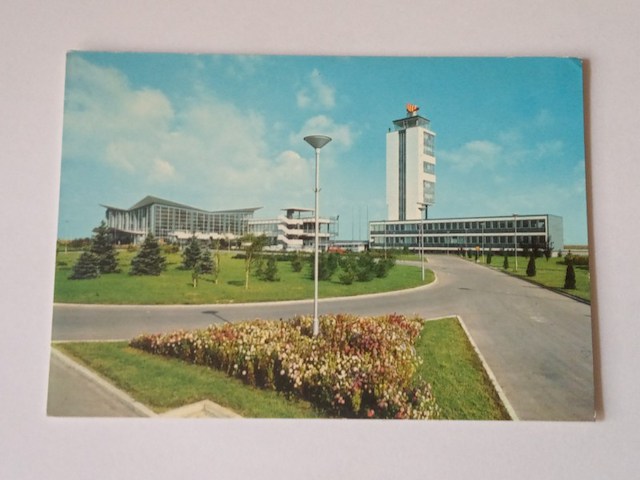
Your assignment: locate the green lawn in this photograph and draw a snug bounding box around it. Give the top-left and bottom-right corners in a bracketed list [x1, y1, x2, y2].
[55, 341, 322, 418]
[54, 250, 433, 304]
[477, 254, 591, 302]
[416, 317, 510, 420]
[53, 317, 509, 420]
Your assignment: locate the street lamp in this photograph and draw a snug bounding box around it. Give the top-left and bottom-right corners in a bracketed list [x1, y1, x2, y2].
[304, 135, 332, 337]
[480, 222, 485, 263]
[417, 202, 427, 282]
[513, 214, 518, 272]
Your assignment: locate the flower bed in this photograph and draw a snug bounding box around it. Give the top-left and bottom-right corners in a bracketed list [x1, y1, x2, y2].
[130, 314, 439, 419]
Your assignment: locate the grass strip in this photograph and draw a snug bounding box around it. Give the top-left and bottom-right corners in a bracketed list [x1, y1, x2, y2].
[473, 255, 590, 302]
[416, 318, 511, 420]
[54, 342, 323, 418]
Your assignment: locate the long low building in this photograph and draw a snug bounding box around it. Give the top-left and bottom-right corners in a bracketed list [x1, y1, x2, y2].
[369, 214, 563, 253]
[102, 195, 261, 244]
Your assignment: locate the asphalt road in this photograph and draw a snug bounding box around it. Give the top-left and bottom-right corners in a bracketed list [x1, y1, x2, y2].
[51, 255, 595, 421]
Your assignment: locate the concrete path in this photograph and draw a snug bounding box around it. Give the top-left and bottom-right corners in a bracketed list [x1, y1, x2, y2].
[50, 255, 596, 421]
[47, 348, 150, 417]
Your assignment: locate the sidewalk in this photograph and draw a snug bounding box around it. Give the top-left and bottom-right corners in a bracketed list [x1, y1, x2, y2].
[47, 348, 241, 418]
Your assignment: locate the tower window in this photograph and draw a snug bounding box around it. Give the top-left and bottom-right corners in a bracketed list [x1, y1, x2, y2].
[423, 132, 435, 156]
[423, 180, 435, 205]
[423, 161, 435, 175]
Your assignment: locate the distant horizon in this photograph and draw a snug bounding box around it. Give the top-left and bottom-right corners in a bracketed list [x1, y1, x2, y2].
[57, 53, 588, 244]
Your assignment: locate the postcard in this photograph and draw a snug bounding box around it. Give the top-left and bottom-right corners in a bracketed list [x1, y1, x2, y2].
[49, 53, 593, 421]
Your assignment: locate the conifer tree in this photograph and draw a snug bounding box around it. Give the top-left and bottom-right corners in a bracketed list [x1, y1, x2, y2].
[198, 249, 214, 274]
[526, 251, 537, 277]
[130, 234, 166, 275]
[564, 262, 576, 289]
[182, 236, 202, 270]
[69, 251, 100, 279]
[90, 221, 119, 273]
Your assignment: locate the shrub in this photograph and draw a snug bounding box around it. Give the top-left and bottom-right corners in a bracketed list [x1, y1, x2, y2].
[486, 251, 493, 265]
[355, 252, 376, 282]
[503, 254, 509, 270]
[262, 256, 280, 282]
[563, 253, 589, 268]
[290, 252, 304, 272]
[338, 255, 357, 285]
[130, 314, 440, 419]
[375, 257, 396, 278]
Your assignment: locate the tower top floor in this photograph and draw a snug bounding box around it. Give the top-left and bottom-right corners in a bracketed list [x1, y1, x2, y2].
[391, 103, 433, 132]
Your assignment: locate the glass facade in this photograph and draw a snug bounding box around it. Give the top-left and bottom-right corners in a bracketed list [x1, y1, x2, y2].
[104, 196, 257, 244]
[369, 214, 562, 252]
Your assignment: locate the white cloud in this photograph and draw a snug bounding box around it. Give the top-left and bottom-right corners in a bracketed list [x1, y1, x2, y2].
[61, 57, 329, 214]
[439, 140, 503, 172]
[296, 68, 335, 109]
[150, 158, 176, 182]
[291, 115, 355, 149]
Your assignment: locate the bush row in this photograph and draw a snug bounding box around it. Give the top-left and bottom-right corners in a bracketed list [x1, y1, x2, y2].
[130, 314, 439, 419]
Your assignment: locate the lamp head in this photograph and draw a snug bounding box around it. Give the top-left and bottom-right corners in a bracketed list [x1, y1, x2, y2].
[304, 135, 332, 149]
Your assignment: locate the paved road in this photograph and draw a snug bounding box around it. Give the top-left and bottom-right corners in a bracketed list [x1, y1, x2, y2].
[51, 255, 595, 421]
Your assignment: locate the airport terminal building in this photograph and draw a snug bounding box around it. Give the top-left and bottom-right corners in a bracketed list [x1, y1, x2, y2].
[102, 196, 260, 244]
[102, 196, 337, 249]
[370, 105, 564, 253]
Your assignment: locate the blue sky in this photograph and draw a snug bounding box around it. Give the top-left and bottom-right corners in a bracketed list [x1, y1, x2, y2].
[58, 52, 588, 244]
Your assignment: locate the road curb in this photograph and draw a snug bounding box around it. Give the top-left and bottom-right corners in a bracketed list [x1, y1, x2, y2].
[453, 315, 520, 421]
[50, 347, 157, 417]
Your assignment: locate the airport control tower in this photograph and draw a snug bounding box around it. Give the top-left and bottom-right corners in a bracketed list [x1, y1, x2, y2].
[386, 104, 436, 220]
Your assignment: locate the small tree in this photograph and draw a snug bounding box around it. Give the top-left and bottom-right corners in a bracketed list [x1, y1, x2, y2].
[291, 252, 304, 272]
[564, 262, 576, 289]
[198, 249, 214, 274]
[182, 236, 202, 270]
[338, 255, 357, 284]
[69, 251, 100, 280]
[312, 252, 339, 281]
[262, 256, 280, 282]
[211, 239, 221, 284]
[486, 251, 493, 265]
[130, 234, 166, 276]
[526, 251, 537, 277]
[543, 238, 554, 261]
[241, 234, 268, 289]
[503, 253, 509, 270]
[91, 221, 119, 273]
[356, 252, 376, 282]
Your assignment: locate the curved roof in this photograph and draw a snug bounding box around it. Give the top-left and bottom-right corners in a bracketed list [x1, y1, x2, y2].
[101, 195, 262, 214]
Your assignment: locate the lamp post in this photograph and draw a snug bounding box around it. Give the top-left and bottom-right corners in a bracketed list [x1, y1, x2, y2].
[417, 203, 427, 282]
[513, 214, 518, 272]
[304, 135, 332, 337]
[480, 221, 485, 263]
